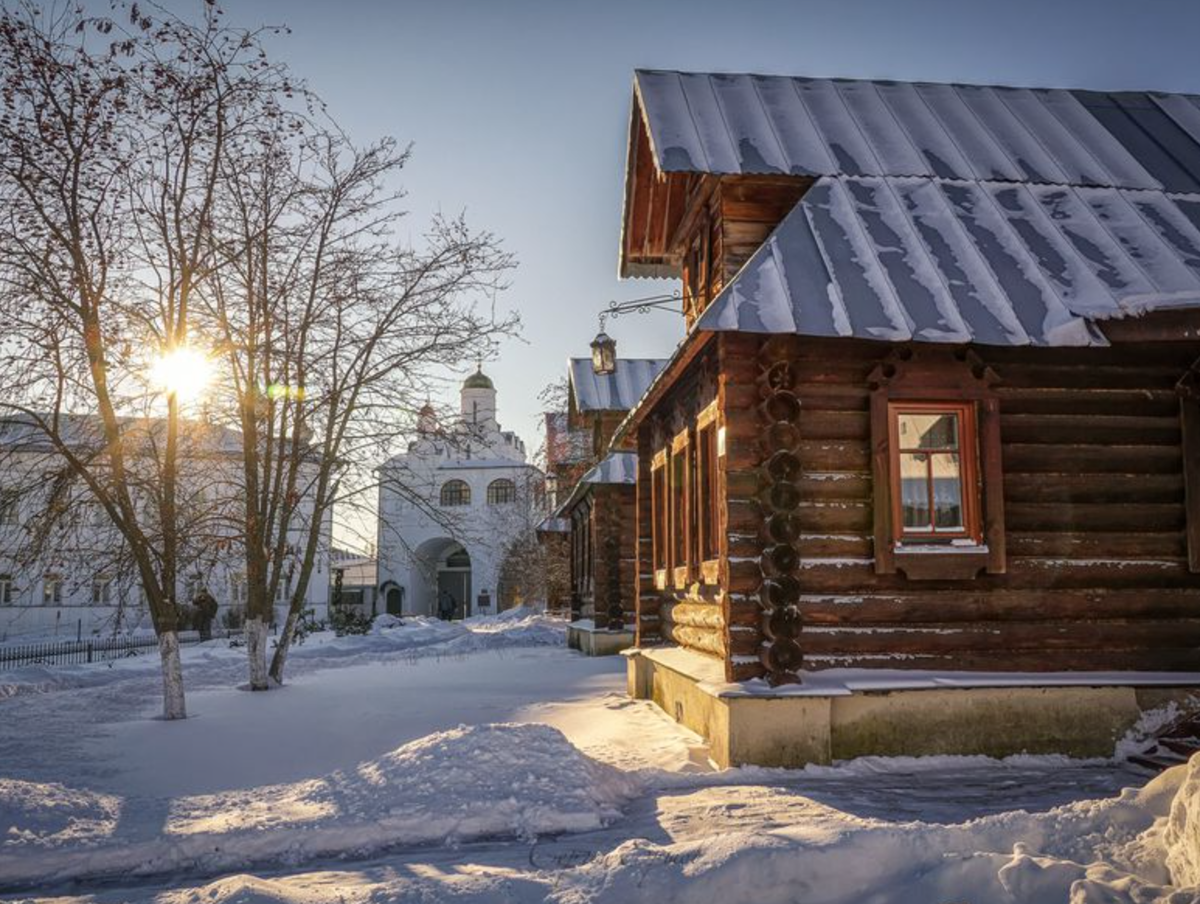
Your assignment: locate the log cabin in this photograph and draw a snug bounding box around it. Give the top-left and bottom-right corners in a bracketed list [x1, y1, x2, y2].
[614, 70, 1200, 766]
[558, 357, 665, 654]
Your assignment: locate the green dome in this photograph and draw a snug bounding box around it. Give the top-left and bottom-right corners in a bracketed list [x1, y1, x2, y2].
[463, 367, 494, 390]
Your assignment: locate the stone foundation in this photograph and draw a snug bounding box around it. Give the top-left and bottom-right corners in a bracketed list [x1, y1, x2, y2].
[626, 647, 1200, 768]
[568, 621, 636, 656]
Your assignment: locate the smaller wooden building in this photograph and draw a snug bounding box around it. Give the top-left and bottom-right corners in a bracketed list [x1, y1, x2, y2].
[555, 358, 665, 649]
[614, 70, 1200, 765]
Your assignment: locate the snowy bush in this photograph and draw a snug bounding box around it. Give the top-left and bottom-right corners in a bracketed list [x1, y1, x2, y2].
[1165, 754, 1200, 887]
[329, 607, 372, 636]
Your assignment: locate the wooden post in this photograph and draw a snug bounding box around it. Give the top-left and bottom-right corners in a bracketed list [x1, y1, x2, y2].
[1180, 388, 1200, 573]
[979, 396, 1007, 574]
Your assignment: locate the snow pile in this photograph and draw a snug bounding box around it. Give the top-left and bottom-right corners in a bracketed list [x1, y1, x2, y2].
[451, 606, 567, 648]
[368, 613, 406, 633]
[559, 766, 1198, 904]
[1165, 754, 1200, 887]
[0, 723, 639, 888]
[0, 779, 121, 849]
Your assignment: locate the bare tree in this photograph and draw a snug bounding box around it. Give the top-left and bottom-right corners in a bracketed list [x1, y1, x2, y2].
[199, 116, 518, 688]
[0, 2, 291, 718]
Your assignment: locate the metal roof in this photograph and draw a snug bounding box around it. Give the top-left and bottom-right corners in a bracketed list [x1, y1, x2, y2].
[634, 71, 1200, 192]
[581, 452, 638, 485]
[554, 452, 638, 516]
[569, 358, 668, 412]
[694, 175, 1200, 346]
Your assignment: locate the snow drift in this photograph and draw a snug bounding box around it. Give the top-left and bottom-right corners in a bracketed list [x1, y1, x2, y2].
[1166, 753, 1200, 887]
[0, 723, 638, 888]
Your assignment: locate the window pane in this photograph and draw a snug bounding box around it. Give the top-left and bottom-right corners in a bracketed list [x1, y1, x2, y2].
[931, 453, 964, 530]
[899, 452, 930, 529]
[671, 450, 686, 566]
[898, 412, 959, 450]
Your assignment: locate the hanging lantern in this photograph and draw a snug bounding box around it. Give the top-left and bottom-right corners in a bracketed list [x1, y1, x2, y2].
[590, 330, 617, 376]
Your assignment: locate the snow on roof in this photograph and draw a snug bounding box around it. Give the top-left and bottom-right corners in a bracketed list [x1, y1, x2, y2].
[569, 358, 668, 413]
[0, 412, 246, 455]
[581, 452, 637, 485]
[536, 516, 571, 534]
[634, 71, 1200, 192]
[695, 175, 1200, 346]
[555, 452, 638, 516]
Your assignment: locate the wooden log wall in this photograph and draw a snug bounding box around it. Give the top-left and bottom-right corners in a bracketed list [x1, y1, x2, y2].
[635, 343, 729, 659]
[591, 483, 637, 630]
[742, 336, 1200, 676]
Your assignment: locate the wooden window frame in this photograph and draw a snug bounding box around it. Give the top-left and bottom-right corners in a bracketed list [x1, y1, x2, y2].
[651, 449, 669, 590]
[696, 402, 721, 584]
[670, 429, 691, 589]
[887, 401, 982, 546]
[869, 349, 1004, 581]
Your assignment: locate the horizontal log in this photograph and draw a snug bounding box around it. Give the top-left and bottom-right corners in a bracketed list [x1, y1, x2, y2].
[728, 534, 762, 559]
[1006, 502, 1186, 533]
[801, 410, 870, 441]
[797, 533, 874, 557]
[995, 364, 1183, 390]
[796, 501, 873, 532]
[798, 439, 871, 472]
[797, 556, 1200, 592]
[999, 413, 1180, 446]
[995, 389, 1181, 418]
[723, 383, 760, 409]
[1003, 472, 1184, 505]
[726, 469, 761, 498]
[662, 600, 725, 630]
[796, 472, 872, 502]
[728, 500, 763, 533]
[805, 648, 1200, 672]
[800, 619, 1200, 655]
[729, 660, 766, 682]
[800, 587, 1200, 625]
[1007, 532, 1188, 558]
[794, 383, 871, 409]
[661, 622, 725, 658]
[983, 344, 1200, 368]
[1002, 444, 1181, 474]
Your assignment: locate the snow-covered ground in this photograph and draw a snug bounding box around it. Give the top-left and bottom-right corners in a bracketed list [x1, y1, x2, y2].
[1, 609, 1198, 903]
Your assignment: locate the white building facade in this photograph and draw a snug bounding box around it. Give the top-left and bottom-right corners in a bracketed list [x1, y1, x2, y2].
[0, 416, 331, 641]
[376, 369, 543, 618]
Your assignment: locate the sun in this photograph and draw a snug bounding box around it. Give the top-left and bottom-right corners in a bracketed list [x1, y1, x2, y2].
[149, 346, 213, 403]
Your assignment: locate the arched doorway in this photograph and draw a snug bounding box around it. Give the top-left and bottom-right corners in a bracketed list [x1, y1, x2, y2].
[385, 585, 404, 616]
[438, 545, 472, 619]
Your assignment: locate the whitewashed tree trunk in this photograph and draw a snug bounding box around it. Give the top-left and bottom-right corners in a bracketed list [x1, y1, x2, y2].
[268, 610, 298, 686]
[158, 631, 187, 720]
[245, 617, 271, 691]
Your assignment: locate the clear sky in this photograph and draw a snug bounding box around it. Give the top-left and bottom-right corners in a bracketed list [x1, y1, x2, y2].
[222, 0, 1200, 453]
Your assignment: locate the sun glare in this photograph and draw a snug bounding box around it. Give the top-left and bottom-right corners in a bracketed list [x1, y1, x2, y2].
[150, 346, 213, 403]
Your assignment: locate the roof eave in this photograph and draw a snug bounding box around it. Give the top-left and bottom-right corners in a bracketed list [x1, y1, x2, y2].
[611, 329, 716, 450]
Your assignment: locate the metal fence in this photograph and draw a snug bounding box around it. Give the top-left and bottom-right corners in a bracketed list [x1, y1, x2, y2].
[0, 629, 228, 670]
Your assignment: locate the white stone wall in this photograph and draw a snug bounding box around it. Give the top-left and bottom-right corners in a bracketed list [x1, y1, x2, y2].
[0, 455, 331, 641]
[375, 373, 543, 617]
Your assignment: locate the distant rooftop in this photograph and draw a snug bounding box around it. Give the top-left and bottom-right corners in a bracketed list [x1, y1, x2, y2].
[568, 358, 668, 412]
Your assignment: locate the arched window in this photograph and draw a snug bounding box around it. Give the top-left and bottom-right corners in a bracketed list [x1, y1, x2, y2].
[487, 478, 516, 505]
[440, 479, 471, 507]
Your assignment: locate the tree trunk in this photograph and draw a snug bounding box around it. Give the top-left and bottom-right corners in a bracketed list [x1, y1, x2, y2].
[268, 609, 298, 685]
[245, 616, 271, 690]
[158, 631, 187, 720]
